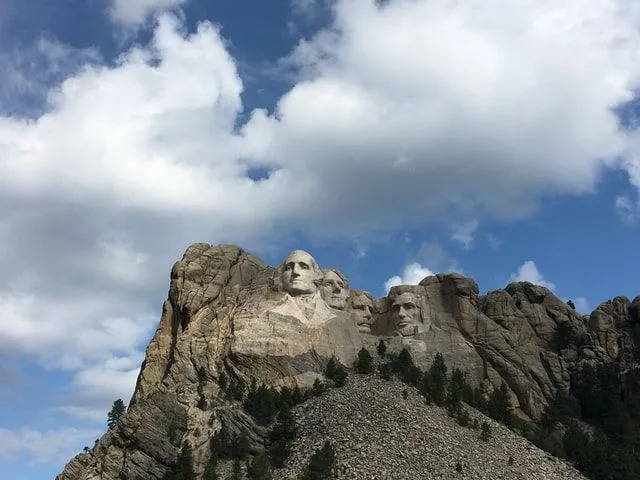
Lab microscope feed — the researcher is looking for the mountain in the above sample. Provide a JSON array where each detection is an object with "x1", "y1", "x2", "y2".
[{"x1": 56, "y1": 243, "x2": 639, "y2": 480}]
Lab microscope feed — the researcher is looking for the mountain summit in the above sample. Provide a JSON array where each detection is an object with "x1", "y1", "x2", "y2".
[{"x1": 57, "y1": 244, "x2": 639, "y2": 480}]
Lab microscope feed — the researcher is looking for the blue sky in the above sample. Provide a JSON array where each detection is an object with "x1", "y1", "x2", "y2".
[{"x1": 0, "y1": 1, "x2": 639, "y2": 478}]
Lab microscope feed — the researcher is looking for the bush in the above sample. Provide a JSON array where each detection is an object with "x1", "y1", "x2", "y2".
[
  {"x1": 312, "y1": 378, "x2": 324, "y2": 396},
  {"x1": 355, "y1": 348, "x2": 373, "y2": 374},
  {"x1": 247, "y1": 452, "x2": 272, "y2": 480},
  {"x1": 377, "y1": 340, "x2": 387, "y2": 357},
  {"x1": 325, "y1": 357, "x2": 347, "y2": 387},
  {"x1": 455, "y1": 461, "x2": 462, "y2": 473},
  {"x1": 487, "y1": 382, "x2": 513, "y2": 428},
  {"x1": 301, "y1": 441, "x2": 336, "y2": 480},
  {"x1": 379, "y1": 362, "x2": 392, "y2": 380},
  {"x1": 269, "y1": 404, "x2": 297, "y2": 468},
  {"x1": 480, "y1": 422, "x2": 492, "y2": 442},
  {"x1": 456, "y1": 409, "x2": 471, "y2": 427},
  {"x1": 402, "y1": 388, "x2": 409, "y2": 400},
  {"x1": 244, "y1": 383, "x2": 279, "y2": 426}
]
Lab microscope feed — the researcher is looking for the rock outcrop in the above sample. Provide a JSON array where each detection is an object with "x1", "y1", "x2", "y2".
[{"x1": 57, "y1": 243, "x2": 639, "y2": 480}]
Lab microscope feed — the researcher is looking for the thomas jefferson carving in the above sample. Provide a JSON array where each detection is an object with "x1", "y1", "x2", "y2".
[
  {"x1": 320, "y1": 269, "x2": 349, "y2": 310},
  {"x1": 350, "y1": 290, "x2": 374, "y2": 333}
]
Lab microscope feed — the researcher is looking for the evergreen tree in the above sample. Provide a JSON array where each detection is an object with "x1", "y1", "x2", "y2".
[
  {"x1": 269, "y1": 403, "x2": 297, "y2": 468},
  {"x1": 377, "y1": 339, "x2": 387, "y2": 357},
  {"x1": 487, "y1": 382, "x2": 513, "y2": 427},
  {"x1": 291, "y1": 385, "x2": 304, "y2": 405},
  {"x1": 480, "y1": 422, "x2": 492, "y2": 442},
  {"x1": 424, "y1": 353, "x2": 447, "y2": 406},
  {"x1": 301, "y1": 441, "x2": 336, "y2": 480},
  {"x1": 203, "y1": 456, "x2": 219, "y2": 480},
  {"x1": 107, "y1": 399, "x2": 126, "y2": 429},
  {"x1": 165, "y1": 442, "x2": 195, "y2": 480},
  {"x1": 247, "y1": 452, "x2": 272, "y2": 480},
  {"x1": 312, "y1": 378, "x2": 324, "y2": 396},
  {"x1": 355, "y1": 348, "x2": 373, "y2": 374},
  {"x1": 325, "y1": 356, "x2": 347, "y2": 387},
  {"x1": 244, "y1": 384, "x2": 278, "y2": 425}
]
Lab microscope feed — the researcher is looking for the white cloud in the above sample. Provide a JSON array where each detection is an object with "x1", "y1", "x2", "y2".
[
  {"x1": 0, "y1": 427, "x2": 100, "y2": 465},
  {"x1": 1, "y1": 1, "x2": 640, "y2": 443},
  {"x1": 569, "y1": 297, "x2": 590, "y2": 315},
  {"x1": 615, "y1": 193, "x2": 640, "y2": 224},
  {"x1": 384, "y1": 262, "x2": 435, "y2": 293},
  {"x1": 509, "y1": 260, "x2": 556, "y2": 290},
  {"x1": 110, "y1": 0, "x2": 188, "y2": 26},
  {"x1": 56, "y1": 355, "x2": 143, "y2": 422},
  {"x1": 451, "y1": 221, "x2": 479, "y2": 250}
]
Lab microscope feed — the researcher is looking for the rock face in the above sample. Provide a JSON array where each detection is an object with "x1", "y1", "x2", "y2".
[{"x1": 57, "y1": 244, "x2": 638, "y2": 480}]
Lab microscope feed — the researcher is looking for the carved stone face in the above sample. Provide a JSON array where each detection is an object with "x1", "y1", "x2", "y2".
[
  {"x1": 281, "y1": 250, "x2": 321, "y2": 296},
  {"x1": 391, "y1": 292, "x2": 422, "y2": 336},
  {"x1": 321, "y1": 270, "x2": 349, "y2": 310},
  {"x1": 351, "y1": 292, "x2": 373, "y2": 333}
]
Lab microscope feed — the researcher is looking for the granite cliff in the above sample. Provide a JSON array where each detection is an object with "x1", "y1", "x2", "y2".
[{"x1": 57, "y1": 243, "x2": 639, "y2": 480}]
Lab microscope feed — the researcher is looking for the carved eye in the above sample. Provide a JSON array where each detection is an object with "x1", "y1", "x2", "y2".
[
  {"x1": 300, "y1": 262, "x2": 309, "y2": 270},
  {"x1": 337, "y1": 282, "x2": 344, "y2": 289}
]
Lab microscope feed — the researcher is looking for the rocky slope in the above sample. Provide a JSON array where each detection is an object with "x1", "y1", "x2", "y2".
[
  {"x1": 56, "y1": 243, "x2": 639, "y2": 480},
  {"x1": 276, "y1": 374, "x2": 586, "y2": 480}
]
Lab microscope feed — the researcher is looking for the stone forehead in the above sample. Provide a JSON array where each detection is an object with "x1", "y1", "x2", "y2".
[
  {"x1": 351, "y1": 291, "x2": 373, "y2": 303},
  {"x1": 323, "y1": 269, "x2": 348, "y2": 286},
  {"x1": 282, "y1": 249, "x2": 319, "y2": 268},
  {"x1": 392, "y1": 292, "x2": 419, "y2": 304}
]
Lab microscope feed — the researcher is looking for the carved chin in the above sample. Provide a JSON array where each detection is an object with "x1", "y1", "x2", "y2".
[{"x1": 327, "y1": 298, "x2": 347, "y2": 309}]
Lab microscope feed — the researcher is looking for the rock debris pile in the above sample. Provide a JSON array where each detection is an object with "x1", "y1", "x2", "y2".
[{"x1": 277, "y1": 374, "x2": 586, "y2": 480}]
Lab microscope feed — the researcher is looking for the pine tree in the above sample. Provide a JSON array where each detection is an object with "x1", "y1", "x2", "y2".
[
  {"x1": 107, "y1": 399, "x2": 126, "y2": 429},
  {"x1": 247, "y1": 452, "x2": 272, "y2": 480},
  {"x1": 301, "y1": 441, "x2": 336, "y2": 480},
  {"x1": 487, "y1": 382, "x2": 513, "y2": 427},
  {"x1": 165, "y1": 442, "x2": 195, "y2": 480},
  {"x1": 355, "y1": 348, "x2": 373, "y2": 374},
  {"x1": 426, "y1": 353, "x2": 447, "y2": 406},
  {"x1": 377, "y1": 339, "x2": 387, "y2": 357},
  {"x1": 312, "y1": 378, "x2": 324, "y2": 396}
]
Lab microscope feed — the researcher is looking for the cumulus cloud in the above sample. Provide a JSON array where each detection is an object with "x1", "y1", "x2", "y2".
[
  {"x1": 384, "y1": 262, "x2": 435, "y2": 293},
  {"x1": 0, "y1": 427, "x2": 100, "y2": 465},
  {"x1": 451, "y1": 221, "x2": 479, "y2": 250},
  {"x1": 510, "y1": 260, "x2": 556, "y2": 290},
  {"x1": 2, "y1": 0, "x2": 640, "y2": 440},
  {"x1": 110, "y1": 0, "x2": 188, "y2": 26}
]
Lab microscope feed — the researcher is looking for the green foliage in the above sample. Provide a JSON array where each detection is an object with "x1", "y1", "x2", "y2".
[
  {"x1": 244, "y1": 383, "x2": 279, "y2": 426},
  {"x1": 300, "y1": 441, "x2": 336, "y2": 480},
  {"x1": 553, "y1": 321, "x2": 575, "y2": 352},
  {"x1": 480, "y1": 422, "x2": 492, "y2": 442},
  {"x1": 225, "y1": 376, "x2": 246, "y2": 402},
  {"x1": 247, "y1": 452, "x2": 272, "y2": 480},
  {"x1": 421, "y1": 353, "x2": 447, "y2": 406},
  {"x1": 164, "y1": 442, "x2": 195, "y2": 480},
  {"x1": 355, "y1": 348, "x2": 374, "y2": 374},
  {"x1": 203, "y1": 456, "x2": 219, "y2": 480},
  {"x1": 508, "y1": 456, "x2": 514, "y2": 466},
  {"x1": 211, "y1": 424, "x2": 248, "y2": 461},
  {"x1": 402, "y1": 388, "x2": 408, "y2": 400},
  {"x1": 455, "y1": 461, "x2": 462, "y2": 473},
  {"x1": 487, "y1": 382, "x2": 513, "y2": 428},
  {"x1": 377, "y1": 339, "x2": 387, "y2": 357},
  {"x1": 567, "y1": 300, "x2": 576, "y2": 310},
  {"x1": 197, "y1": 368, "x2": 208, "y2": 410},
  {"x1": 455, "y1": 409, "x2": 471, "y2": 427},
  {"x1": 107, "y1": 399, "x2": 126, "y2": 429},
  {"x1": 312, "y1": 379, "x2": 324, "y2": 397},
  {"x1": 379, "y1": 362, "x2": 392, "y2": 380},
  {"x1": 540, "y1": 389, "x2": 580, "y2": 428},
  {"x1": 325, "y1": 357, "x2": 348, "y2": 387},
  {"x1": 291, "y1": 385, "x2": 305, "y2": 405},
  {"x1": 269, "y1": 403, "x2": 297, "y2": 468}
]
